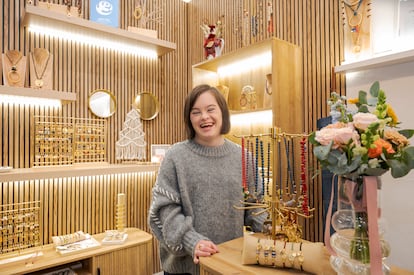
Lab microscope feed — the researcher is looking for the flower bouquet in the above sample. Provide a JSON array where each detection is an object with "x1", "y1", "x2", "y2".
[{"x1": 310, "y1": 81, "x2": 414, "y2": 274}]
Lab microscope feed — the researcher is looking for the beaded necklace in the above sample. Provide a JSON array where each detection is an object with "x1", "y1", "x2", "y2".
[
  {"x1": 299, "y1": 137, "x2": 309, "y2": 216},
  {"x1": 241, "y1": 137, "x2": 247, "y2": 194},
  {"x1": 267, "y1": 141, "x2": 271, "y2": 196},
  {"x1": 255, "y1": 137, "x2": 259, "y2": 194},
  {"x1": 343, "y1": 0, "x2": 365, "y2": 53},
  {"x1": 284, "y1": 137, "x2": 296, "y2": 194},
  {"x1": 260, "y1": 139, "x2": 265, "y2": 196},
  {"x1": 277, "y1": 139, "x2": 282, "y2": 199}
]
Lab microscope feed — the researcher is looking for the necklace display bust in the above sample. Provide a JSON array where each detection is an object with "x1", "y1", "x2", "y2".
[
  {"x1": 2, "y1": 50, "x2": 27, "y2": 87},
  {"x1": 29, "y1": 48, "x2": 53, "y2": 90}
]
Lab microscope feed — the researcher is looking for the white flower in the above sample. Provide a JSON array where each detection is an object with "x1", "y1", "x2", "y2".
[{"x1": 352, "y1": 113, "x2": 379, "y2": 131}]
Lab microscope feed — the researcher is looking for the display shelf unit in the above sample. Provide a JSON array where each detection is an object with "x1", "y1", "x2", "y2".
[
  {"x1": 192, "y1": 37, "x2": 303, "y2": 135},
  {"x1": 0, "y1": 228, "x2": 153, "y2": 275},
  {"x1": 23, "y1": 5, "x2": 176, "y2": 57},
  {"x1": 0, "y1": 163, "x2": 159, "y2": 182},
  {"x1": 334, "y1": 48, "x2": 414, "y2": 73},
  {"x1": 0, "y1": 85, "x2": 76, "y2": 104}
]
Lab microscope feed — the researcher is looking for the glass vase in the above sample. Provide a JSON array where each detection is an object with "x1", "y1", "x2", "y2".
[{"x1": 329, "y1": 176, "x2": 391, "y2": 275}]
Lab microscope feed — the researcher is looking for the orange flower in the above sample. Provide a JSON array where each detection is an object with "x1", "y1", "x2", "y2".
[
  {"x1": 368, "y1": 138, "x2": 395, "y2": 158},
  {"x1": 347, "y1": 98, "x2": 359, "y2": 104}
]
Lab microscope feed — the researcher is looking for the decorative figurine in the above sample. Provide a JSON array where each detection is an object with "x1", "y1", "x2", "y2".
[{"x1": 201, "y1": 18, "x2": 224, "y2": 60}]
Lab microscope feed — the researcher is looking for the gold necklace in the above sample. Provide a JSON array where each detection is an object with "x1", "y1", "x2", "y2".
[
  {"x1": 31, "y1": 51, "x2": 51, "y2": 89},
  {"x1": 5, "y1": 50, "x2": 23, "y2": 84},
  {"x1": 343, "y1": 0, "x2": 364, "y2": 53}
]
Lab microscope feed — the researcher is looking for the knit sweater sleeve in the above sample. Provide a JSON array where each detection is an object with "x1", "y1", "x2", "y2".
[{"x1": 148, "y1": 147, "x2": 206, "y2": 257}]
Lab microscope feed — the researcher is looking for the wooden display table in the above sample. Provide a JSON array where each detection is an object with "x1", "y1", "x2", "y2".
[
  {"x1": 199, "y1": 237, "x2": 414, "y2": 275},
  {"x1": 0, "y1": 228, "x2": 152, "y2": 275}
]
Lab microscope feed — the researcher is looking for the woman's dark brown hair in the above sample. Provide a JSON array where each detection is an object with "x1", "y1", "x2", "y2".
[{"x1": 183, "y1": 84, "x2": 231, "y2": 139}]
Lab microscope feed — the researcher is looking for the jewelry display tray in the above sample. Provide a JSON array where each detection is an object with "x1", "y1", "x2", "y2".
[
  {"x1": 101, "y1": 233, "x2": 128, "y2": 245},
  {"x1": 55, "y1": 237, "x2": 100, "y2": 255}
]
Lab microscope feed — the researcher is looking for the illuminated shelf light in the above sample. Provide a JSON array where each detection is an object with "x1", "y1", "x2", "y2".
[
  {"x1": 230, "y1": 109, "x2": 272, "y2": 126},
  {"x1": 28, "y1": 24, "x2": 158, "y2": 59},
  {"x1": 0, "y1": 86, "x2": 76, "y2": 106},
  {"x1": 217, "y1": 52, "x2": 272, "y2": 77},
  {"x1": 0, "y1": 94, "x2": 61, "y2": 108},
  {"x1": 23, "y1": 5, "x2": 176, "y2": 58}
]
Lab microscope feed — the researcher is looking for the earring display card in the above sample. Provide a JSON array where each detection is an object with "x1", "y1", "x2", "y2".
[{"x1": 90, "y1": 0, "x2": 119, "y2": 28}]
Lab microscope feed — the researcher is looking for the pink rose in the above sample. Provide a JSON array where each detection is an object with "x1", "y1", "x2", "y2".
[
  {"x1": 352, "y1": 112, "x2": 379, "y2": 131},
  {"x1": 315, "y1": 123, "x2": 359, "y2": 149}
]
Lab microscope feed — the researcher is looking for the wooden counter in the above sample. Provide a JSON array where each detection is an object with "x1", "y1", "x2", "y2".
[
  {"x1": 0, "y1": 228, "x2": 152, "y2": 275},
  {"x1": 199, "y1": 237, "x2": 414, "y2": 275}
]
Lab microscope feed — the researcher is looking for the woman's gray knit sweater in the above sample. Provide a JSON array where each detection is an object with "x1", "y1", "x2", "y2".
[{"x1": 148, "y1": 139, "x2": 265, "y2": 275}]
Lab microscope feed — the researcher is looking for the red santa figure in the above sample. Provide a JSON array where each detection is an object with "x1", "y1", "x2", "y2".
[{"x1": 201, "y1": 22, "x2": 224, "y2": 60}]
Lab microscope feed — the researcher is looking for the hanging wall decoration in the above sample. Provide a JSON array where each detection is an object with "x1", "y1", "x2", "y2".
[{"x1": 115, "y1": 108, "x2": 146, "y2": 161}]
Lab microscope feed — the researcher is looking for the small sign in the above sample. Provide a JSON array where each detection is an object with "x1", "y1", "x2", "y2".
[{"x1": 90, "y1": 0, "x2": 119, "y2": 28}]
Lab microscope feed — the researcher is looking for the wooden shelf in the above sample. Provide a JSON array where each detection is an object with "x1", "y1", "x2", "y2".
[
  {"x1": 0, "y1": 85, "x2": 76, "y2": 103},
  {"x1": 0, "y1": 228, "x2": 153, "y2": 275},
  {"x1": 23, "y1": 5, "x2": 176, "y2": 57},
  {"x1": 334, "y1": 48, "x2": 414, "y2": 73},
  {"x1": 0, "y1": 163, "x2": 159, "y2": 182},
  {"x1": 192, "y1": 39, "x2": 272, "y2": 72}
]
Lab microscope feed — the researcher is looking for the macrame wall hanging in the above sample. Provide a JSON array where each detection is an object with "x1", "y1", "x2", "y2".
[{"x1": 115, "y1": 108, "x2": 146, "y2": 161}]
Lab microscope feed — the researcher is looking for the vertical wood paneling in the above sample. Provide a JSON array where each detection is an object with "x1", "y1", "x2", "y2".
[{"x1": 1, "y1": 0, "x2": 343, "y2": 271}]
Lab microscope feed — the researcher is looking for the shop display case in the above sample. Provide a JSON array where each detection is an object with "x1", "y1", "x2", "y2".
[{"x1": 192, "y1": 37, "x2": 304, "y2": 137}]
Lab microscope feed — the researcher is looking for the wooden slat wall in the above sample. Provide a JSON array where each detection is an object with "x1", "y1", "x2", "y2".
[
  {"x1": 1, "y1": 0, "x2": 345, "y2": 271},
  {"x1": 0, "y1": 171, "x2": 159, "y2": 272}
]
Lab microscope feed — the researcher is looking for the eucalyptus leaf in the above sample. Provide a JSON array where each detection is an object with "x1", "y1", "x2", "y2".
[{"x1": 369, "y1": 81, "x2": 380, "y2": 97}]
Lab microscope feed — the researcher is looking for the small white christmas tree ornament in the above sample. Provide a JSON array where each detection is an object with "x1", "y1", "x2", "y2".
[{"x1": 115, "y1": 108, "x2": 146, "y2": 160}]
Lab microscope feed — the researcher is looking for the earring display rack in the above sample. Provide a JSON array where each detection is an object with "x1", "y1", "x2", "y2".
[
  {"x1": 34, "y1": 116, "x2": 106, "y2": 166},
  {"x1": 234, "y1": 127, "x2": 315, "y2": 242},
  {"x1": 0, "y1": 201, "x2": 42, "y2": 255}
]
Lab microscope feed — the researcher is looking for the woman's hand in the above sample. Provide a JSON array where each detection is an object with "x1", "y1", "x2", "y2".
[{"x1": 193, "y1": 240, "x2": 219, "y2": 264}]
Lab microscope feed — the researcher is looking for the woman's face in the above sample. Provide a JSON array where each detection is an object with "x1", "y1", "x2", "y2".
[{"x1": 190, "y1": 91, "x2": 224, "y2": 146}]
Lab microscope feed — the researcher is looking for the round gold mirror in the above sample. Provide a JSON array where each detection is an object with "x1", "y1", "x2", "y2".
[
  {"x1": 133, "y1": 92, "x2": 159, "y2": 120},
  {"x1": 88, "y1": 89, "x2": 116, "y2": 118}
]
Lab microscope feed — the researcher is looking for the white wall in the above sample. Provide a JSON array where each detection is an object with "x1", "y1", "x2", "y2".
[{"x1": 345, "y1": 61, "x2": 414, "y2": 271}]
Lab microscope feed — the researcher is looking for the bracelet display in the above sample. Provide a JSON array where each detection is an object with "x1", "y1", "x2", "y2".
[
  {"x1": 52, "y1": 231, "x2": 87, "y2": 246},
  {"x1": 242, "y1": 232, "x2": 330, "y2": 274}
]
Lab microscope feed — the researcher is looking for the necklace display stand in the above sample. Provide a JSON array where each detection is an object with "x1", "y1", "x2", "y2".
[
  {"x1": 29, "y1": 48, "x2": 53, "y2": 90},
  {"x1": 2, "y1": 50, "x2": 27, "y2": 87},
  {"x1": 235, "y1": 128, "x2": 314, "y2": 242}
]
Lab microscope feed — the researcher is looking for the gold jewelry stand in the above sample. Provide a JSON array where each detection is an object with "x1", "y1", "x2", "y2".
[
  {"x1": 34, "y1": 116, "x2": 107, "y2": 166},
  {"x1": 0, "y1": 201, "x2": 42, "y2": 255},
  {"x1": 234, "y1": 127, "x2": 315, "y2": 242}
]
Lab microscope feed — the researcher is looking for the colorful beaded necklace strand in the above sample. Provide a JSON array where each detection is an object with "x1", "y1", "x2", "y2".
[
  {"x1": 241, "y1": 137, "x2": 247, "y2": 194},
  {"x1": 300, "y1": 137, "x2": 309, "y2": 215},
  {"x1": 255, "y1": 137, "x2": 259, "y2": 194},
  {"x1": 267, "y1": 142, "x2": 271, "y2": 196},
  {"x1": 260, "y1": 139, "x2": 265, "y2": 196}
]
